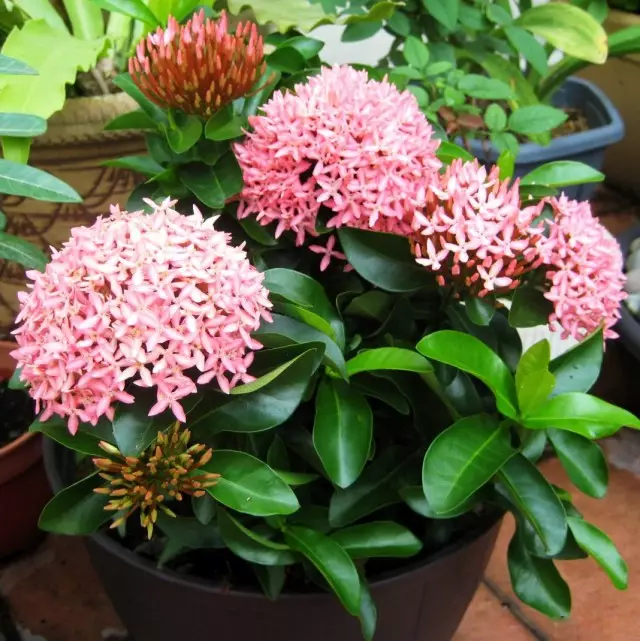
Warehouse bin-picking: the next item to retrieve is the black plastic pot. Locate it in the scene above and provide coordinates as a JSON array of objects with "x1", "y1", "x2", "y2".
[
  {"x1": 45, "y1": 440, "x2": 501, "y2": 641},
  {"x1": 616, "y1": 225, "x2": 640, "y2": 361},
  {"x1": 468, "y1": 77, "x2": 624, "y2": 201}
]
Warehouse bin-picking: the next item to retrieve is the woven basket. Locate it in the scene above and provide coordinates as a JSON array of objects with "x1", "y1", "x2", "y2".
[{"x1": 0, "y1": 92, "x2": 146, "y2": 339}]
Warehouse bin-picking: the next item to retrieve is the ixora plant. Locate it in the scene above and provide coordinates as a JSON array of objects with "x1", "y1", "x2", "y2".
[
  {"x1": 331, "y1": 0, "x2": 640, "y2": 153},
  {"x1": 13, "y1": 11, "x2": 639, "y2": 641}
]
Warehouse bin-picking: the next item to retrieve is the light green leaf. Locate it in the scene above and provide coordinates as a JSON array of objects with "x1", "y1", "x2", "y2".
[
  {"x1": 417, "y1": 330, "x2": 518, "y2": 418},
  {"x1": 568, "y1": 516, "x2": 628, "y2": 590},
  {"x1": 505, "y1": 25, "x2": 548, "y2": 76},
  {"x1": 485, "y1": 104, "x2": 507, "y2": 132},
  {"x1": 520, "y1": 161, "x2": 604, "y2": 188},
  {"x1": 346, "y1": 347, "x2": 432, "y2": 377},
  {"x1": 509, "y1": 105, "x2": 568, "y2": 136},
  {"x1": 522, "y1": 393, "x2": 640, "y2": 438},
  {"x1": 0, "y1": 20, "x2": 105, "y2": 122},
  {"x1": 203, "y1": 450, "x2": 300, "y2": 516},
  {"x1": 423, "y1": 0, "x2": 459, "y2": 30},
  {"x1": 436, "y1": 141, "x2": 475, "y2": 164},
  {"x1": 89, "y1": 0, "x2": 160, "y2": 26},
  {"x1": 330, "y1": 521, "x2": 422, "y2": 559},
  {"x1": 458, "y1": 74, "x2": 514, "y2": 100},
  {"x1": 284, "y1": 526, "x2": 361, "y2": 615},
  {"x1": 516, "y1": 3, "x2": 607, "y2": 64},
  {"x1": 423, "y1": 414, "x2": 515, "y2": 513},
  {"x1": 515, "y1": 340, "x2": 555, "y2": 415},
  {"x1": 313, "y1": 377, "x2": 372, "y2": 488},
  {"x1": 403, "y1": 36, "x2": 430, "y2": 69},
  {"x1": 226, "y1": 0, "x2": 328, "y2": 32}
]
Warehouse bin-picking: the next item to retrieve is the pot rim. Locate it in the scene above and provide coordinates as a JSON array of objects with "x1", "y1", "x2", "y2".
[
  {"x1": 44, "y1": 438, "x2": 502, "y2": 600},
  {"x1": 0, "y1": 364, "x2": 33, "y2": 460}
]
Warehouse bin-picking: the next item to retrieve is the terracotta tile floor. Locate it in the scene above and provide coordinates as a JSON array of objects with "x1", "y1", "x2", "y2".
[{"x1": 2, "y1": 185, "x2": 640, "y2": 641}]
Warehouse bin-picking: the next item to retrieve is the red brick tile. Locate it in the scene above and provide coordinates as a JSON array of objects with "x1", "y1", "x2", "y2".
[
  {"x1": 453, "y1": 583, "x2": 535, "y2": 641},
  {"x1": 2, "y1": 535, "x2": 121, "y2": 641}
]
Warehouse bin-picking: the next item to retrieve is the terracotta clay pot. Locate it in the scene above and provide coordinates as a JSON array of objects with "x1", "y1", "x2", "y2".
[
  {"x1": 0, "y1": 340, "x2": 51, "y2": 558},
  {"x1": 0, "y1": 93, "x2": 146, "y2": 339}
]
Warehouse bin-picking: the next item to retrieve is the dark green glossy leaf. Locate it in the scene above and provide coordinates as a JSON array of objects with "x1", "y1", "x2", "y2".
[
  {"x1": 313, "y1": 378, "x2": 372, "y2": 488},
  {"x1": 329, "y1": 447, "x2": 411, "y2": 527},
  {"x1": 104, "y1": 109, "x2": 156, "y2": 132},
  {"x1": 166, "y1": 116, "x2": 203, "y2": 154},
  {"x1": 508, "y1": 284, "x2": 554, "y2": 328},
  {"x1": 205, "y1": 105, "x2": 246, "y2": 141},
  {"x1": 359, "y1": 578, "x2": 377, "y2": 641},
  {"x1": 192, "y1": 493, "x2": 216, "y2": 525},
  {"x1": 113, "y1": 73, "x2": 166, "y2": 123},
  {"x1": 285, "y1": 526, "x2": 361, "y2": 615},
  {"x1": 104, "y1": 155, "x2": 164, "y2": 176},
  {"x1": 508, "y1": 532, "x2": 571, "y2": 618},
  {"x1": 399, "y1": 486, "x2": 477, "y2": 518},
  {"x1": 39, "y1": 473, "x2": 110, "y2": 535},
  {"x1": 203, "y1": 450, "x2": 299, "y2": 516},
  {"x1": 436, "y1": 141, "x2": 475, "y2": 164},
  {"x1": 338, "y1": 228, "x2": 434, "y2": 293},
  {"x1": 499, "y1": 454, "x2": 567, "y2": 555},
  {"x1": 568, "y1": 516, "x2": 628, "y2": 589},
  {"x1": 253, "y1": 564, "x2": 286, "y2": 600},
  {"x1": 217, "y1": 506, "x2": 296, "y2": 565},
  {"x1": 254, "y1": 314, "x2": 346, "y2": 378},
  {"x1": 549, "y1": 330, "x2": 603, "y2": 396},
  {"x1": 196, "y1": 349, "x2": 321, "y2": 433},
  {"x1": 423, "y1": 414, "x2": 515, "y2": 513},
  {"x1": 464, "y1": 295, "x2": 495, "y2": 326},
  {"x1": 263, "y1": 268, "x2": 345, "y2": 348},
  {"x1": 30, "y1": 416, "x2": 104, "y2": 457},
  {"x1": 548, "y1": 429, "x2": 608, "y2": 499},
  {"x1": 330, "y1": 521, "x2": 422, "y2": 559},
  {"x1": 417, "y1": 330, "x2": 518, "y2": 417}
]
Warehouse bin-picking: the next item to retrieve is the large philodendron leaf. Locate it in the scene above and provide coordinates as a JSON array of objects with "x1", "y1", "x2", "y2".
[
  {"x1": 0, "y1": 20, "x2": 106, "y2": 160},
  {"x1": 225, "y1": 0, "x2": 398, "y2": 33}
]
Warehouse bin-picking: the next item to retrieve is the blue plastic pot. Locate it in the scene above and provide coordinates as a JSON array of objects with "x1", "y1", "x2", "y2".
[{"x1": 467, "y1": 77, "x2": 625, "y2": 201}]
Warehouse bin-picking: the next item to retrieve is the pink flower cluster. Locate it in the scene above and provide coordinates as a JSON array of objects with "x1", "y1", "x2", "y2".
[
  {"x1": 411, "y1": 160, "x2": 545, "y2": 297},
  {"x1": 12, "y1": 200, "x2": 272, "y2": 434},
  {"x1": 539, "y1": 196, "x2": 626, "y2": 340},
  {"x1": 235, "y1": 65, "x2": 442, "y2": 264}
]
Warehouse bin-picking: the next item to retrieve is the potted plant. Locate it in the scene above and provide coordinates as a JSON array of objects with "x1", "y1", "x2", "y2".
[
  {"x1": 331, "y1": 0, "x2": 640, "y2": 201},
  {"x1": 579, "y1": 1, "x2": 640, "y2": 195},
  {"x1": 0, "y1": 0, "x2": 391, "y2": 339},
  {"x1": 0, "y1": 53, "x2": 82, "y2": 558},
  {"x1": 15, "y1": 11, "x2": 638, "y2": 641}
]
